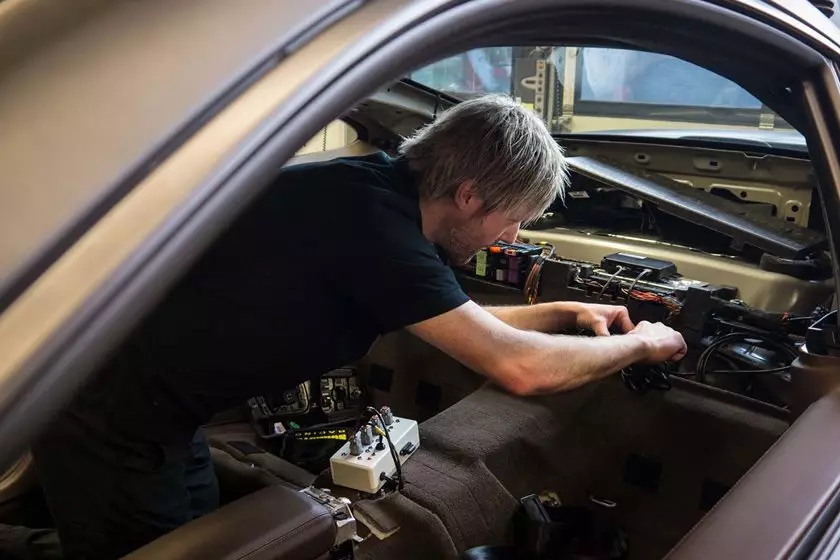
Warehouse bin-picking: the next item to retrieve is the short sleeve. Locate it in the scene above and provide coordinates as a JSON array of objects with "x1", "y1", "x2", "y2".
[{"x1": 325, "y1": 193, "x2": 470, "y2": 334}]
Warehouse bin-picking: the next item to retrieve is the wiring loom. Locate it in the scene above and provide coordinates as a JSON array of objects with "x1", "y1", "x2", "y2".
[
  {"x1": 569, "y1": 267, "x2": 683, "y2": 317},
  {"x1": 524, "y1": 242, "x2": 556, "y2": 304},
  {"x1": 693, "y1": 331, "x2": 798, "y2": 384},
  {"x1": 521, "y1": 245, "x2": 682, "y2": 315}
]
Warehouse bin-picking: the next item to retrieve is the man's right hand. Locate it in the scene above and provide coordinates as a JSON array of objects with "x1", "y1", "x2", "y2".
[{"x1": 627, "y1": 320, "x2": 687, "y2": 363}]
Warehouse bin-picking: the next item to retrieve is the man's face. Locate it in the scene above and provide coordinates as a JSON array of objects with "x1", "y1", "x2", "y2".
[
  {"x1": 435, "y1": 179, "x2": 531, "y2": 264},
  {"x1": 444, "y1": 209, "x2": 523, "y2": 265}
]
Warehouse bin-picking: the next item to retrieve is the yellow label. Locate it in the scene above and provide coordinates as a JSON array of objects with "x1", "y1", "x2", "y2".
[
  {"x1": 296, "y1": 434, "x2": 347, "y2": 441},
  {"x1": 476, "y1": 250, "x2": 488, "y2": 276},
  {"x1": 295, "y1": 429, "x2": 348, "y2": 441}
]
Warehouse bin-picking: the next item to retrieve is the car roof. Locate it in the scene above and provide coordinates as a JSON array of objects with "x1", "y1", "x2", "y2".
[
  {"x1": 761, "y1": 0, "x2": 840, "y2": 47},
  {"x1": 0, "y1": 0, "x2": 355, "y2": 307}
]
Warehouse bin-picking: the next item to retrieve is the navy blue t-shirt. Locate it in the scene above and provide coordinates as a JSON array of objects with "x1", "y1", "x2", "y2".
[{"x1": 95, "y1": 152, "x2": 470, "y2": 444}]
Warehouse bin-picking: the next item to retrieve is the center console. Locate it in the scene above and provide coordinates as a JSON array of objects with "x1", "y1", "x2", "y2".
[
  {"x1": 247, "y1": 366, "x2": 365, "y2": 439},
  {"x1": 242, "y1": 365, "x2": 367, "y2": 475}
]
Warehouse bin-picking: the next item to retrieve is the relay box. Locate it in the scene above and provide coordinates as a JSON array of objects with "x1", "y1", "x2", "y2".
[
  {"x1": 601, "y1": 252, "x2": 678, "y2": 281},
  {"x1": 460, "y1": 241, "x2": 545, "y2": 289}
]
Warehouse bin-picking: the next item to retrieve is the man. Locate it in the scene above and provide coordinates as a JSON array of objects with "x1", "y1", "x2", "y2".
[{"x1": 32, "y1": 94, "x2": 686, "y2": 559}]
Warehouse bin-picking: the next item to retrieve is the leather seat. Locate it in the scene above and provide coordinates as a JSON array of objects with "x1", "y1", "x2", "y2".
[
  {"x1": 207, "y1": 436, "x2": 316, "y2": 504},
  {"x1": 124, "y1": 484, "x2": 336, "y2": 560}
]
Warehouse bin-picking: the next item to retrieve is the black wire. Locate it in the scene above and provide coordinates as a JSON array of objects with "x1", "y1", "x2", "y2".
[
  {"x1": 367, "y1": 407, "x2": 403, "y2": 491},
  {"x1": 696, "y1": 334, "x2": 742, "y2": 383},
  {"x1": 713, "y1": 354, "x2": 740, "y2": 373},
  {"x1": 710, "y1": 366, "x2": 792, "y2": 375},
  {"x1": 696, "y1": 332, "x2": 797, "y2": 383},
  {"x1": 621, "y1": 363, "x2": 672, "y2": 393}
]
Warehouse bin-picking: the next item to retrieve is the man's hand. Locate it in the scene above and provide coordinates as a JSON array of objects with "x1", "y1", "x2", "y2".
[
  {"x1": 627, "y1": 320, "x2": 687, "y2": 363},
  {"x1": 574, "y1": 303, "x2": 635, "y2": 336}
]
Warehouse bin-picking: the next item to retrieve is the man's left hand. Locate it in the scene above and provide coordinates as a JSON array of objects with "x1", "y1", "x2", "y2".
[{"x1": 574, "y1": 303, "x2": 635, "y2": 336}]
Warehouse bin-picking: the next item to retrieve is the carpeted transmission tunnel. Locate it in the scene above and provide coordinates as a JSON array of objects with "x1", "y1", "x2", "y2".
[{"x1": 354, "y1": 376, "x2": 785, "y2": 560}]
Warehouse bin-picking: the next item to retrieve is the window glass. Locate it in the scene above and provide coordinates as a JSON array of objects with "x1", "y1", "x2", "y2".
[
  {"x1": 410, "y1": 46, "x2": 797, "y2": 141},
  {"x1": 409, "y1": 48, "x2": 513, "y2": 97},
  {"x1": 574, "y1": 48, "x2": 761, "y2": 109}
]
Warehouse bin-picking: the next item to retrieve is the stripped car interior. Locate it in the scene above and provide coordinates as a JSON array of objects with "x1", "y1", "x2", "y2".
[{"x1": 3, "y1": 1, "x2": 840, "y2": 560}]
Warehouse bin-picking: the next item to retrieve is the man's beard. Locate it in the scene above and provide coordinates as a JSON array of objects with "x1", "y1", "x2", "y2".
[{"x1": 442, "y1": 223, "x2": 484, "y2": 265}]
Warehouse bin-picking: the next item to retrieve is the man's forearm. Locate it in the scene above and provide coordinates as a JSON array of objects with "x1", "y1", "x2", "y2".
[
  {"x1": 498, "y1": 330, "x2": 650, "y2": 396},
  {"x1": 485, "y1": 301, "x2": 583, "y2": 332},
  {"x1": 407, "y1": 300, "x2": 676, "y2": 399}
]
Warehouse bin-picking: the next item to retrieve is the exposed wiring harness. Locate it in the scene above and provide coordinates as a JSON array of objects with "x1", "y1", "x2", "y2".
[
  {"x1": 625, "y1": 289, "x2": 682, "y2": 317},
  {"x1": 570, "y1": 267, "x2": 683, "y2": 317},
  {"x1": 524, "y1": 243, "x2": 555, "y2": 304},
  {"x1": 621, "y1": 363, "x2": 672, "y2": 393},
  {"x1": 622, "y1": 330, "x2": 798, "y2": 395},
  {"x1": 694, "y1": 331, "x2": 798, "y2": 384}
]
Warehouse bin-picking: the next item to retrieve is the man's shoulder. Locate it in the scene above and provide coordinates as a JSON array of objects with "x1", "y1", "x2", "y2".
[
  {"x1": 276, "y1": 151, "x2": 418, "y2": 220},
  {"x1": 279, "y1": 151, "x2": 396, "y2": 191}
]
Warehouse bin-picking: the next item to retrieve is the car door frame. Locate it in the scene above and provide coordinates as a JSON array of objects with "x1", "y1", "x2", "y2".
[{"x1": 2, "y1": 1, "x2": 840, "y2": 554}]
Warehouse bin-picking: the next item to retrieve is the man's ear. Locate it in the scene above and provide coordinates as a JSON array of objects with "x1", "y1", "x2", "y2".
[{"x1": 453, "y1": 180, "x2": 483, "y2": 214}]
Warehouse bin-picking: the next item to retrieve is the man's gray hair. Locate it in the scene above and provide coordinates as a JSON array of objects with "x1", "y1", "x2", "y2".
[{"x1": 398, "y1": 94, "x2": 568, "y2": 223}]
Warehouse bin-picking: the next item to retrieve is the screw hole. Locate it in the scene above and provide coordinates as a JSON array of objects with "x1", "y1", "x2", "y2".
[
  {"x1": 791, "y1": 205, "x2": 800, "y2": 212},
  {"x1": 740, "y1": 191, "x2": 748, "y2": 198}
]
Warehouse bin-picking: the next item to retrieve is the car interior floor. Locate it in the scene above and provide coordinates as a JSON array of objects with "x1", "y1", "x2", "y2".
[{"x1": 352, "y1": 337, "x2": 787, "y2": 560}]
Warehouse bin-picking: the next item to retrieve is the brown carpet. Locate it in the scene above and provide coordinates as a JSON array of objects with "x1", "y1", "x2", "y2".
[
  {"x1": 354, "y1": 492, "x2": 459, "y2": 560},
  {"x1": 355, "y1": 376, "x2": 787, "y2": 560}
]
